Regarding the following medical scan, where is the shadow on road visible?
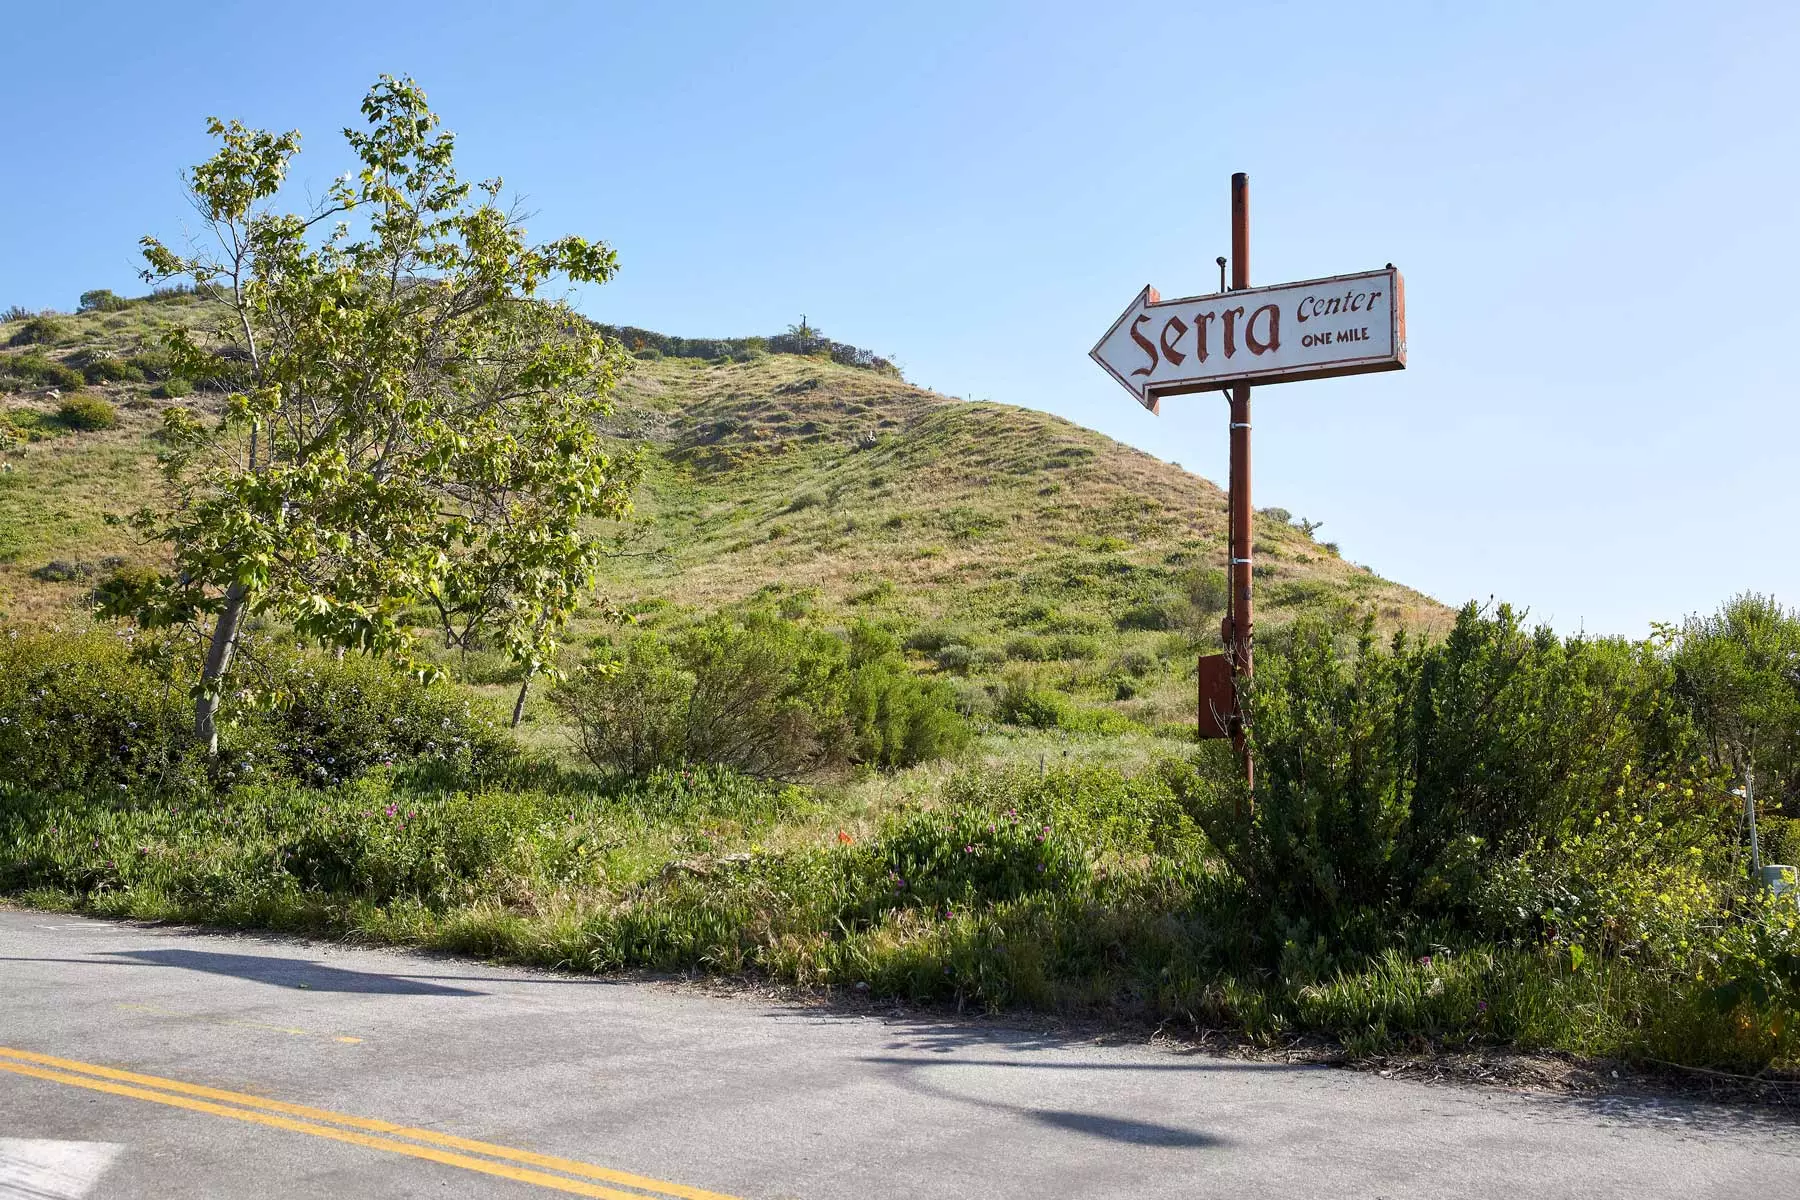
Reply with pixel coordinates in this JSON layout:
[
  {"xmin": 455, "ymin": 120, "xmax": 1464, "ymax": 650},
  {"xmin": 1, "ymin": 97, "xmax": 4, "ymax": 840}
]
[
  {"xmin": 1024, "ymin": 1109, "xmax": 1225, "ymax": 1147},
  {"xmin": 94, "ymin": 949, "xmax": 484, "ymax": 995}
]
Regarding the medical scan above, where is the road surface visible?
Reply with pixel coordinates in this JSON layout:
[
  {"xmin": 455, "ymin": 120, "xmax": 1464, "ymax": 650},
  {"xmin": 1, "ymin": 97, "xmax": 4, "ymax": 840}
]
[{"xmin": 2, "ymin": 910, "xmax": 1795, "ymax": 1198}]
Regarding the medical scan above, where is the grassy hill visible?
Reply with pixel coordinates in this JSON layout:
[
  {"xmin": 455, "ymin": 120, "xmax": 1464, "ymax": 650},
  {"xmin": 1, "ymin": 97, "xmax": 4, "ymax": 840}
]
[{"xmin": 0, "ymin": 292, "xmax": 1447, "ymax": 739}]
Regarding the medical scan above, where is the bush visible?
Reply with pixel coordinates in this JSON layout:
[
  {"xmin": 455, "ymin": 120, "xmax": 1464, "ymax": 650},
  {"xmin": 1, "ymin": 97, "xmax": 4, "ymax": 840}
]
[
  {"xmin": 80, "ymin": 357, "xmax": 145, "ymax": 385},
  {"xmin": 1176, "ymin": 605, "xmax": 1708, "ymax": 952},
  {"xmin": 995, "ymin": 677, "xmax": 1071, "ymax": 729},
  {"xmin": 126, "ymin": 349, "xmax": 179, "ymax": 381},
  {"xmin": 0, "ymin": 354, "xmax": 84, "ymax": 391},
  {"xmin": 6, "ymin": 316, "xmax": 69, "ymax": 347},
  {"xmin": 57, "ymin": 394, "xmax": 120, "ymax": 431},
  {"xmin": 555, "ymin": 638, "xmax": 694, "ymax": 777},
  {"xmin": 1116, "ymin": 597, "xmax": 1187, "ymax": 632},
  {"xmin": 1003, "ymin": 634, "xmax": 1098, "ymax": 662},
  {"xmin": 0, "ymin": 627, "xmax": 208, "ymax": 795},
  {"xmin": 0, "ymin": 626, "xmax": 510, "ymax": 798},
  {"xmin": 31, "ymin": 560, "xmax": 93, "ymax": 583},
  {"xmin": 90, "ymin": 564, "xmax": 163, "ymax": 613},
  {"xmin": 934, "ymin": 643, "xmax": 978, "ymax": 673},
  {"xmin": 554, "ymin": 613, "xmax": 966, "ymax": 778},
  {"xmin": 150, "ymin": 377, "xmax": 193, "ymax": 399},
  {"xmin": 845, "ymin": 623, "xmax": 969, "ymax": 768}
]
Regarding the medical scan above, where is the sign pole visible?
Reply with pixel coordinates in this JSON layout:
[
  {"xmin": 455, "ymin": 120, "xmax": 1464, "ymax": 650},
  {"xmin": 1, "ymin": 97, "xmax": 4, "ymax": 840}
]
[
  {"xmin": 1090, "ymin": 168, "xmax": 1405, "ymax": 796},
  {"xmin": 1226, "ymin": 172, "xmax": 1254, "ymax": 795}
]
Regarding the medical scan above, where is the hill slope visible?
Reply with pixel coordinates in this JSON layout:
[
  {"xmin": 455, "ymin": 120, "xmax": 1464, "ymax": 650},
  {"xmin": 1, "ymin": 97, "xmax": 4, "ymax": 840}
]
[{"xmin": 0, "ymin": 294, "xmax": 1447, "ymax": 734}]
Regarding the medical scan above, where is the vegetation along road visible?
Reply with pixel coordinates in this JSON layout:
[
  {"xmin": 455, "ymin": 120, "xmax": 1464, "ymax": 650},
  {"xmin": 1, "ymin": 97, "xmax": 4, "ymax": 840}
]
[{"xmin": 3, "ymin": 911, "xmax": 1796, "ymax": 1200}]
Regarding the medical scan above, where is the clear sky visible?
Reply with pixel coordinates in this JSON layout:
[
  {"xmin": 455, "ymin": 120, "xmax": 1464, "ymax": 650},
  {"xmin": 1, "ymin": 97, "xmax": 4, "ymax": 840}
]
[{"xmin": 4, "ymin": 1, "xmax": 1795, "ymax": 635}]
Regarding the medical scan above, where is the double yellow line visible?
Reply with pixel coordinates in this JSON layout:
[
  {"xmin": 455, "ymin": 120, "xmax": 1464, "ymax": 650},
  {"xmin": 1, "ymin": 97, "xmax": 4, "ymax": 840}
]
[{"xmin": 0, "ymin": 1046, "xmax": 740, "ymax": 1199}]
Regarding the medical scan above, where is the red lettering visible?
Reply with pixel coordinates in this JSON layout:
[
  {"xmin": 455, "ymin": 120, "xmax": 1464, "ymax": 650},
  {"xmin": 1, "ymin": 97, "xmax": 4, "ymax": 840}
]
[
  {"xmin": 1221, "ymin": 306, "xmax": 1245, "ymax": 357},
  {"xmin": 1129, "ymin": 313, "xmax": 1157, "ymax": 377},
  {"xmin": 1159, "ymin": 316, "xmax": 1189, "ymax": 366},
  {"xmin": 1245, "ymin": 304, "xmax": 1280, "ymax": 355},
  {"xmin": 1193, "ymin": 312, "xmax": 1214, "ymax": 362}
]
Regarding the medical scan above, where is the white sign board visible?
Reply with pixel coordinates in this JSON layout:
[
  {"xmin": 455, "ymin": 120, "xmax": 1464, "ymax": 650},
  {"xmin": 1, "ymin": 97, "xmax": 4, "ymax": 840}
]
[{"xmin": 1091, "ymin": 267, "xmax": 1406, "ymax": 411}]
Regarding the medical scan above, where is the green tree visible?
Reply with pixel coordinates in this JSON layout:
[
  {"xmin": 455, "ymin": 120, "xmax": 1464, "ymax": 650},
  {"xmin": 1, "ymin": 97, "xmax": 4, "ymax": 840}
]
[{"xmin": 112, "ymin": 76, "xmax": 639, "ymax": 751}]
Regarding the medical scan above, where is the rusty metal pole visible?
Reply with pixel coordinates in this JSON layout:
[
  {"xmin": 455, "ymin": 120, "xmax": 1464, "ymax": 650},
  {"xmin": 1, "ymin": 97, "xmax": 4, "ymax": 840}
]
[{"xmin": 1227, "ymin": 172, "xmax": 1254, "ymax": 795}]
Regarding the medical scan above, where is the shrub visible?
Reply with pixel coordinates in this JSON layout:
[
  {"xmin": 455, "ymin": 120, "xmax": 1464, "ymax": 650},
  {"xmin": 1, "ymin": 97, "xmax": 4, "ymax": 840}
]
[
  {"xmin": 1003, "ymin": 633, "xmax": 1098, "ymax": 662},
  {"xmin": 91, "ymin": 564, "xmax": 163, "ymax": 612},
  {"xmin": 0, "ymin": 627, "xmax": 205, "ymax": 795},
  {"xmin": 1176, "ymin": 605, "xmax": 1709, "ymax": 951},
  {"xmin": 1116, "ymin": 597, "xmax": 1187, "ymax": 632},
  {"xmin": 241, "ymin": 645, "xmax": 514, "ymax": 786},
  {"xmin": 785, "ymin": 489, "xmax": 826, "ymax": 513},
  {"xmin": 556, "ymin": 613, "xmax": 850, "ymax": 779},
  {"xmin": 0, "ymin": 626, "xmax": 510, "ymax": 798},
  {"xmin": 31, "ymin": 560, "xmax": 93, "ymax": 583},
  {"xmin": 58, "ymin": 394, "xmax": 120, "ymax": 431},
  {"xmin": 0, "ymin": 354, "xmax": 85, "ymax": 391},
  {"xmin": 554, "ymin": 614, "xmax": 966, "ymax": 778},
  {"xmin": 150, "ymin": 377, "xmax": 193, "ymax": 399},
  {"xmin": 555, "ymin": 638, "xmax": 694, "ymax": 777},
  {"xmin": 872, "ymin": 806, "xmax": 1089, "ymax": 913},
  {"xmin": 80, "ymin": 357, "xmax": 146, "ymax": 385},
  {"xmin": 1186, "ymin": 567, "xmax": 1230, "ymax": 616},
  {"xmin": 935, "ymin": 643, "xmax": 977, "ymax": 673},
  {"xmin": 995, "ymin": 677, "xmax": 1070, "ymax": 729},
  {"xmin": 844, "ymin": 623, "xmax": 968, "ymax": 768},
  {"xmin": 6, "ymin": 316, "xmax": 69, "ymax": 347},
  {"xmin": 126, "ymin": 349, "xmax": 179, "ymax": 380}
]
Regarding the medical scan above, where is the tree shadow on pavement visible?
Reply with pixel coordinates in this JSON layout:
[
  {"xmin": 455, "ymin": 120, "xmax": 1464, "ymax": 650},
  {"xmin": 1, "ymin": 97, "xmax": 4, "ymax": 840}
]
[{"xmin": 95, "ymin": 949, "xmax": 484, "ymax": 995}]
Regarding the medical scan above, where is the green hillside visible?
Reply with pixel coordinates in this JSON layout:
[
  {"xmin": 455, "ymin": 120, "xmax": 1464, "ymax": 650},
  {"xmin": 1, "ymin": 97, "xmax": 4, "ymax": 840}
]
[{"xmin": 0, "ymin": 291, "xmax": 1446, "ymax": 738}]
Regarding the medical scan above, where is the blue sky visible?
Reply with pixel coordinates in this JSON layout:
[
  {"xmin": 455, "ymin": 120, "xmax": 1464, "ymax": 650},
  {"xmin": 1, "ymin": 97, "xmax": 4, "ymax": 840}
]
[{"xmin": 4, "ymin": 1, "xmax": 1795, "ymax": 635}]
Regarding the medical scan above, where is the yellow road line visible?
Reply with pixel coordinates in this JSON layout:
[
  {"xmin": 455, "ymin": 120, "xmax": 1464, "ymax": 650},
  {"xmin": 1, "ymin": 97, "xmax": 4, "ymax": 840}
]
[{"xmin": 0, "ymin": 1047, "xmax": 739, "ymax": 1200}]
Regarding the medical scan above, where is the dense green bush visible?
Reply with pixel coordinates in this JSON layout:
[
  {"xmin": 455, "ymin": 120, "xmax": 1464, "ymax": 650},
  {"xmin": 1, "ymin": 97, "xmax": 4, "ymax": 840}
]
[
  {"xmin": 994, "ymin": 676, "xmax": 1070, "ymax": 729},
  {"xmin": 1176, "ymin": 605, "xmax": 1715, "ymax": 953},
  {"xmin": 844, "ymin": 623, "xmax": 969, "ymax": 768},
  {"xmin": 0, "ymin": 626, "xmax": 510, "ymax": 797},
  {"xmin": 126, "ymin": 349, "xmax": 179, "ymax": 380},
  {"xmin": 0, "ymin": 627, "xmax": 205, "ymax": 794},
  {"xmin": 0, "ymin": 354, "xmax": 84, "ymax": 391},
  {"xmin": 554, "ymin": 613, "xmax": 966, "ymax": 778},
  {"xmin": 80, "ymin": 357, "xmax": 145, "ymax": 385},
  {"xmin": 150, "ymin": 377, "xmax": 193, "ymax": 399},
  {"xmin": 6, "ymin": 316, "xmax": 69, "ymax": 347},
  {"xmin": 57, "ymin": 394, "xmax": 119, "ymax": 430}
]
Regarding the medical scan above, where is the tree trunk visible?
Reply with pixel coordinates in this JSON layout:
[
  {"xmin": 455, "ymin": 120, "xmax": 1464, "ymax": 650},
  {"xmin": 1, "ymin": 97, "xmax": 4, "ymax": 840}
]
[
  {"xmin": 511, "ymin": 672, "xmax": 533, "ymax": 729},
  {"xmin": 194, "ymin": 583, "xmax": 250, "ymax": 754}
]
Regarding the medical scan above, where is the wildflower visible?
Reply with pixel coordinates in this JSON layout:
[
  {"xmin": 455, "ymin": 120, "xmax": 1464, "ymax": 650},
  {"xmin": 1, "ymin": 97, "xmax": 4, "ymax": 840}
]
[
  {"xmin": 836, "ymin": 830, "xmax": 854, "ymax": 845},
  {"xmin": 1476, "ymin": 1000, "xmax": 1489, "ymax": 1013},
  {"xmin": 1418, "ymin": 955, "xmax": 1433, "ymax": 968},
  {"xmin": 385, "ymin": 805, "xmax": 397, "ymax": 817}
]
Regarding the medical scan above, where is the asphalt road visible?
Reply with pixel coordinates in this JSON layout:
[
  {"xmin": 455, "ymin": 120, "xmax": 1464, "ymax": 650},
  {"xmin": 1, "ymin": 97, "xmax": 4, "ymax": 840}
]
[{"xmin": 2, "ymin": 911, "xmax": 1796, "ymax": 1199}]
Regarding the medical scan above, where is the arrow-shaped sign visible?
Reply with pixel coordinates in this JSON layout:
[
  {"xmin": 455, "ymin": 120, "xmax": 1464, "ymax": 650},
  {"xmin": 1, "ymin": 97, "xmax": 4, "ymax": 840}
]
[{"xmin": 1091, "ymin": 267, "xmax": 1405, "ymax": 411}]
